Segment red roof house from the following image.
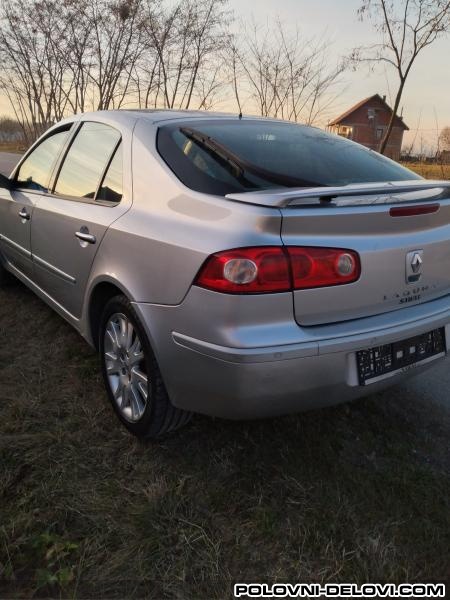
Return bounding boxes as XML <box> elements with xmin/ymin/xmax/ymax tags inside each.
<box><xmin>327</xmin><ymin>94</ymin><xmax>409</xmax><ymax>161</ymax></box>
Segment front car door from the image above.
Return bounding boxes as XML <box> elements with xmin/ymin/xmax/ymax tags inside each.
<box><xmin>0</xmin><ymin>127</ymin><xmax>71</xmax><ymax>279</ymax></box>
<box><xmin>30</xmin><ymin>119</ymin><xmax>132</xmax><ymax>320</ymax></box>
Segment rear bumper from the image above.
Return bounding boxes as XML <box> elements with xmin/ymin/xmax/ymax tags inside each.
<box><xmin>133</xmin><ymin>292</ymin><xmax>450</xmax><ymax>419</ymax></box>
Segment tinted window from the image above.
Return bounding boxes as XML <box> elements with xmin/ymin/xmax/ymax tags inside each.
<box><xmin>55</xmin><ymin>122</ymin><xmax>120</xmax><ymax>198</ymax></box>
<box><xmin>96</xmin><ymin>143</ymin><xmax>123</xmax><ymax>203</ymax></box>
<box><xmin>157</xmin><ymin>120</ymin><xmax>420</xmax><ymax>195</ymax></box>
<box><xmin>16</xmin><ymin>129</ymin><xmax>69</xmax><ymax>192</ymax></box>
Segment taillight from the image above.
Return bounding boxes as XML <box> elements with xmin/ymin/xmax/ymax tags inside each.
<box><xmin>194</xmin><ymin>247</ymin><xmax>291</xmax><ymax>293</ymax></box>
<box><xmin>194</xmin><ymin>246</ymin><xmax>360</xmax><ymax>294</ymax></box>
<box><xmin>289</xmin><ymin>247</ymin><xmax>360</xmax><ymax>289</ymax></box>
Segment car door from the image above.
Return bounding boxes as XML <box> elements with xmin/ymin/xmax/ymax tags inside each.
<box><xmin>31</xmin><ymin>120</ymin><xmax>131</xmax><ymax>320</ymax></box>
<box><xmin>0</xmin><ymin>127</ymin><xmax>71</xmax><ymax>279</ymax></box>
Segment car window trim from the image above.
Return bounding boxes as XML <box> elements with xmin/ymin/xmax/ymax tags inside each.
<box><xmin>15</xmin><ymin>189</ymin><xmax>123</xmax><ymax>208</ymax></box>
<box><xmin>48</xmin><ymin>120</ymin><xmax>83</xmax><ymax>193</ymax></box>
<box><xmin>50</xmin><ymin>120</ymin><xmax>122</xmax><ymax>205</ymax></box>
<box><xmin>13</xmin><ymin>123</ymin><xmax>75</xmax><ymax>192</ymax></box>
<box><xmin>94</xmin><ymin>139</ymin><xmax>122</xmax><ymax>203</ymax></box>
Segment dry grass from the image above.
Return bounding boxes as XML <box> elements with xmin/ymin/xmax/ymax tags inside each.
<box><xmin>0</xmin><ymin>280</ymin><xmax>449</xmax><ymax>598</ymax></box>
<box><xmin>401</xmin><ymin>162</ymin><xmax>450</xmax><ymax>180</ymax></box>
<box><xmin>0</xmin><ymin>142</ymin><xmax>27</xmax><ymax>154</ymax></box>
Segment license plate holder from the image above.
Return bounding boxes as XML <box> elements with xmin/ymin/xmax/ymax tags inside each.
<box><xmin>357</xmin><ymin>327</ymin><xmax>446</xmax><ymax>386</ymax></box>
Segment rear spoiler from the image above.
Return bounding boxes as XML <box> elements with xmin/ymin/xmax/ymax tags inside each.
<box><xmin>225</xmin><ymin>180</ymin><xmax>450</xmax><ymax>208</ymax></box>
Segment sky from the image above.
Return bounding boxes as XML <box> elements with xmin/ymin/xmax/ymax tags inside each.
<box><xmin>227</xmin><ymin>0</ymin><xmax>450</xmax><ymax>152</ymax></box>
<box><xmin>1</xmin><ymin>0</ymin><xmax>449</xmax><ymax>152</ymax></box>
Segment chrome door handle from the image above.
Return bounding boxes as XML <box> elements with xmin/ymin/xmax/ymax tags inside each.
<box><xmin>19</xmin><ymin>208</ymin><xmax>30</xmax><ymax>220</ymax></box>
<box><xmin>75</xmin><ymin>230</ymin><xmax>96</xmax><ymax>244</ymax></box>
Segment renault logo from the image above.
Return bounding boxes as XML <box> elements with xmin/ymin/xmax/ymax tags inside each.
<box><xmin>406</xmin><ymin>250</ymin><xmax>424</xmax><ymax>283</ymax></box>
<box><xmin>411</xmin><ymin>253</ymin><xmax>423</xmax><ymax>273</ymax></box>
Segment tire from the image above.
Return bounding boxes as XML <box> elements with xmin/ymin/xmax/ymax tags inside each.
<box><xmin>99</xmin><ymin>295</ymin><xmax>191</xmax><ymax>438</ymax></box>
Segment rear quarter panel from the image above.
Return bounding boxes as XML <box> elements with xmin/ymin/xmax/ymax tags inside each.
<box><xmin>85</xmin><ymin>118</ymin><xmax>283</xmax><ymax>306</ymax></box>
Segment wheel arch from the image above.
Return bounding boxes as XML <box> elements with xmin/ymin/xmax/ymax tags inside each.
<box><xmin>87</xmin><ymin>278</ymin><xmax>133</xmax><ymax>350</ymax></box>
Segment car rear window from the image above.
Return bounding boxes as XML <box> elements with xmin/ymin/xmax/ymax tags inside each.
<box><xmin>157</xmin><ymin>119</ymin><xmax>420</xmax><ymax>196</ymax></box>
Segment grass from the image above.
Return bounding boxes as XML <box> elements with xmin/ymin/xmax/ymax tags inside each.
<box><xmin>0</xmin><ymin>142</ymin><xmax>27</xmax><ymax>154</ymax></box>
<box><xmin>401</xmin><ymin>162</ymin><xmax>450</xmax><ymax>180</ymax></box>
<box><xmin>0</xmin><ymin>280</ymin><xmax>449</xmax><ymax>598</ymax></box>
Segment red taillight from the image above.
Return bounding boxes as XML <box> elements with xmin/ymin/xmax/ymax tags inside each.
<box><xmin>194</xmin><ymin>246</ymin><xmax>360</xmax><ymax>294</ymax></box>
<box><xmin>194</xmin><ymin>247</ymin><xmax>291</xmax><ymax>293</ymax></box>
<box><xmin>289</xmin><ymin>247</ymin><xmax>360</xmax><ymax>289</ymax></box>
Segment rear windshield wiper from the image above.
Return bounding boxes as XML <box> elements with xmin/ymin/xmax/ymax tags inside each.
<box><xmin>180</xmin><ymin>126</ymin><xmax>320</xmax><ymax>189</ymax></box>
<box><xmin>181</xmin><ymin>127</ymin><xmax>246</xmax><ymax>181</ymax></box>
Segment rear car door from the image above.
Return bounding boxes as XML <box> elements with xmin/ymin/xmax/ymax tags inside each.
<box><xmin>0</xmin><ymin>127</ymin><xmax>70</xmax><ymax>278</ymax></box>
<box><xmin>31</xmin><ymin>120</ymin><xmax>131</xmax><ymax>319</ymax></box>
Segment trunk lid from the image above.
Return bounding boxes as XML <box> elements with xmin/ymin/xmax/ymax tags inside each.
<box><xmin>228</xmin><ymin>180</ymin><xmax>450</xmax><ymax>326</ymax></box>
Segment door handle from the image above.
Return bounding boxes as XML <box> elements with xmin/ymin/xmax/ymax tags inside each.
<box><xmin>19</xmin><ymin>208</ymin><xmax>31</xmax><ymax>221</ymax></box>
<box><xmin>75</xmin><ymin>230</ymin><xmax>96</xmax><ymax>244</ymax></box>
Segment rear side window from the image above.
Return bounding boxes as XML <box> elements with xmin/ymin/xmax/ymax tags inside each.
<box><xmin>16</xmin><ymin>128</ymin><xmax>70</xmax><ymax>192</ymax></box>
<box><xmin>96</xmin><ymin>143</ymin><xmax>123</xmax><ymax>203</ymax></box>
<box><xmin>54</xmin><ymin>122</ymin><xmax>121</xmax><ymax>199</ymax></box>
<box><xmin>157</xmin><ymin>119</ymin><xmax>420</xmax><ymax>196</ymax></box>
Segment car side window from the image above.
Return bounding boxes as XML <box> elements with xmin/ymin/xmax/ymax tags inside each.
<box><xmin>16</xmin><ymin>128</ymin><xmax>70</xmax><ymax>192</ymax></box>
<box><xmin>54</xmin><ymin>122</ymin><xmax>121</xmax><ymax>199</ymax></box>
<box><xmin>96</xmin><ymin>143</ymin><xmax>123</xmax><ymax>203</ymax></box>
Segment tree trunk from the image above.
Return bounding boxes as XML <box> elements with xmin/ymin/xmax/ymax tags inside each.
<box><xmin>379</xmin><ymin>78</ymin><xmax>405</xmax><ymax>155</ymax></box>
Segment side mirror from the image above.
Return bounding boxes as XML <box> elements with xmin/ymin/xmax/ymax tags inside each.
<box><xmin>0</xmin><ymin>173</ymin><xmax>13</xmax><ymax>190</ymax></box>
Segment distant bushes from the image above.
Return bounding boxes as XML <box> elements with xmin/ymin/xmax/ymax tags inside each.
<box><xmin>0</xmin><ymin>116</ymin><xmax>25</xmax><ymax>143</ymax></box>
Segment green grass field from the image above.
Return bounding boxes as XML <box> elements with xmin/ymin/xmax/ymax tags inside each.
<box><xmin>1</xmin><ymin>280</ymin><xmax>450</xmax><ymax>598</ymax></box>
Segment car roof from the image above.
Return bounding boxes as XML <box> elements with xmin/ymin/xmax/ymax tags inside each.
<box><xmin>122</xmin><ymin>109</ymin><xmax>239</xmax><ymax>122</ymax></box>
<box><xmin>64</xmin><ymin>109</ymin><xmax>309</xmax><ymax>128</ymax></box>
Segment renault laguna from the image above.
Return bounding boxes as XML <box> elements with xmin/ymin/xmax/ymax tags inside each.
<box><xmin>0</xmin><ymin>110</ymin><xmax>449</xmax><ymax>437</ymax></box>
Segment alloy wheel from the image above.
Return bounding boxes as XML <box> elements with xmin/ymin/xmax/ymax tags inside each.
<box><xmin>103</xmin><ymin>312</ymin><xmax>149</xmax><ymax>422</ymax></box>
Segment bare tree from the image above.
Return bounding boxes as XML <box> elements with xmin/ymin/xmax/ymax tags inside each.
<box><xmin>439</xmin><ymin>126</ymin><xmax>450</xmax><ymax>150</ymax></box>
<box><xmin>138</xmin><ymin>0</ymin><xmax>230</xmax><ymax>110</ymax></box>
<box><xmin>52</xmin><ymin>0</ymin><xmax>95</xmax><ymax>115</ymax></box>
<box><xmin>0</xmin><ymin>0</ymin><xmax>66</xmax><ymax>141</ymax></box>
<box><xmin>0</xmin><ymin>0</ymin><xmax>148</xmax><ymax>140</ymax></box>
<box><xmin>230</xmin><ymin>20</ymin><xmax>346</xmax><ymax>125</ymax></box>
<box><xmin>229</xmin><ymin>42</ymin><xmax>243</xmax><ymax>115</ymax></box>
<box><xmin>84</xmin><ymin>0</ymin><xmax>146</xmax><ymax>110</ymax></box>
<box><xmin>0</xmin><ymin>0</ymin><xmax>347</xmax><ymax>142</ymax></box>
<box><xmin>356</xmin><ymin>0</ymin><xmax>450</xmax><ymax>155</ymax></box>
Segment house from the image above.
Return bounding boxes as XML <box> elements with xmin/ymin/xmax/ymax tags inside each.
<box><xmin>327</xmin><ymin>94</ymin><xmax>409</xmax><ymax>161</ymax></box>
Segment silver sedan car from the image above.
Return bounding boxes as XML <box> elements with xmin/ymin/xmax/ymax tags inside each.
<box><xmin>1</xmin><ymin>110</ymin><xmax>449</xmax><ymax>438</ymax></box>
